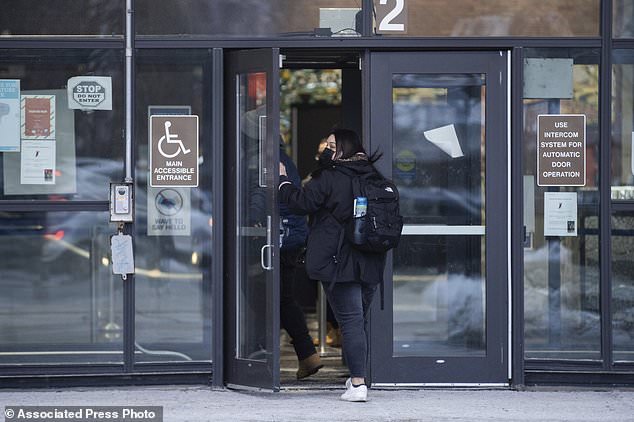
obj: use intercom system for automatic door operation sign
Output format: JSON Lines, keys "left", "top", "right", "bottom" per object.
{"left": 110, "top": 182, "right": 134, "bottom": 223}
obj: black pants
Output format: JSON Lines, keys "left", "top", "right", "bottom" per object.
{"left": 322, "top": 281, "right": 377, "bottom": 379}
{"left": 280, "top": 249, "right": 316, "bottom": 361}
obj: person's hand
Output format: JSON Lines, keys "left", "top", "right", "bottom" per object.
{"left": 279, "top": 162, "right": 287, "bottom": 176}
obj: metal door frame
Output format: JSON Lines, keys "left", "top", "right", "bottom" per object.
{"left": 368, "top": 51, "right": 510, "bottom": 386}
{"left": 223, "top": 48, "right": 281, "bottom": 391}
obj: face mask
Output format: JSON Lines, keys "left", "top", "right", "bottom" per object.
{"left": 318, "top": 148, "right": 334, "bottom": 166}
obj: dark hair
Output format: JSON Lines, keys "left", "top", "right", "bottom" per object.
{"left": 330, "top": 128, "right": 382, "bottom": 163}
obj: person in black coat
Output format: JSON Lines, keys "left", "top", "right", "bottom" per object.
{"left": 279, "top": 129, "right": 386, "bottom": 402}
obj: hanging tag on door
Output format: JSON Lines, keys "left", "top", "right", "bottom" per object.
{"left": 111, "top": 233, "right": 134, "bottom": 280}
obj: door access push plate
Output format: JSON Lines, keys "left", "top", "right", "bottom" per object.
{"left": 110, "top": 182, "right": 134, "bottom": 222}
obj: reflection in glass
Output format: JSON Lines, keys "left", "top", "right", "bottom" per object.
{"left": 393, "top": 236, "right": 486, "bottom": 356}
{"left": 612, "top": 54, "right": 634, "bottom": 197}
{"left": 0, "top": 212, "right": 122, "bottom": 364}
{"left": 612, "top": 213, "right": 634, "bottom": 362}
{"left": 376, "top": 0, "right": 598, "bottom": 37}
{"left": 392, "top": 74, "right": 486, "bottom": 356}
{"left": 0, "top": 49, "right": 125, "bottom": 201}
{"left": 0, "top": 0, "right": 124, "bottom": 36}
{"left": 614, "top": 1, "right": 634, "bottom": 38}
{"left": 135, "top": 51, "right": 213, "bottom": 363}
{"left": 392, "top": 74, "right": 485, "bottom": 225}
{"left": 133, "top": 188, "right": 213, "bottom": 363}
{"left": 137, "top": 0, "right": 362, "bottom": 36}
{"left": 237, "top": 72, "right": 269, "bottom": 360}
{"left": 523, "top": 49, "right": 600, "bottom": 360}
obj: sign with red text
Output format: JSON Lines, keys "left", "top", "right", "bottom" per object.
{"left": 537, "top": 114, "right": 586, "bottom": 186}
{"left": 67, "top": 76, "right": 112, "bottom": 110}
{"left": 150, "top": 115, "right": 198, "bottom": 187}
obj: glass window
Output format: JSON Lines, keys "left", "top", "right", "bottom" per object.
{"left": 614, "top": 1, "right": 634, "bottom": 38}
{"left": 523, "top": 49, "right": 601, "bottom": 360}
{"left": 611, "top": 51, "right": 634, "bottom": 363}
{"left": 134, "top": 50, "right": 213, "bottom": 363}
{"left": 137, "top": 0, "right": 363, "bottom": 36}
{"left": 0, "top": 1, "right": 124, "bottom": 36}
{"left": 0, "top": 211, "right": 122, "bottom": 365}
{"left": 392, "top": 74, "right": 486, "bottom": 357}
{"left": 236, "top": 71, "right": 269, "bottom": 360}
{"left": 612, "top": 50, "right": 634, "bottom": 198}
{"left": 612, "top": 211, "right": 634, "bottom": 362}
{"left": 0, "top": 49, "right": 125, "bottom": 201}
{"left": 374, "top": 0, "right": 599, "bottom": 37}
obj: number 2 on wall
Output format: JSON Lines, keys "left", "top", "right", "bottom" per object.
{"left": 378, "top": 0, "right": 405, "bottom": 32}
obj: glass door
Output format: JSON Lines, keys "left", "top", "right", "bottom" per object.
{"left": 224, "top": 49, "right": 281, "bottom": 390}
{"left": 369, "top": 52, "right": 509, "bottom": 384}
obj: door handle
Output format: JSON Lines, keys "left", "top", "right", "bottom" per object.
{"left": 260, "top": 215, "right": 273, "bottom": 271}
{"left": 260, "top": 244, "right": 273, "bottom": 271}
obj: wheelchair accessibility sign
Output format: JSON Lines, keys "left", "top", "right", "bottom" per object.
{"left": 150, "top": 115, "right": 199, "bottom": 187}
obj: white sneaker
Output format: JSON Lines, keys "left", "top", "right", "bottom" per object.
{"left": 340, "top": 380, "right": 368, "bottom": 402}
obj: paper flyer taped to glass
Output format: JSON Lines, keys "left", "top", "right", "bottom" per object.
{"left": 0, "top": 79, "right": 21, "bottom": 152}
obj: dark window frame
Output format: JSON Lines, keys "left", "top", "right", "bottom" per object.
{"left": 2, "top": 0, "right": 634, "bottom": 388}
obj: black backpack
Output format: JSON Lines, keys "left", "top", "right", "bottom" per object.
{"left": 336, "top": 166, "right": 403, "bottom": 253}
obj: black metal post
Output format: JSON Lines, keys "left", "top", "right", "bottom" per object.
{"left": 211, "top": 48, "right": 225, "bottom": 388}
{"left": 547, "top": 100, "right": 562, "bottom": 348}
{"left": 123, "top": 0, "right": 136, "bottom": 373}
{"left": 512, "top": 46, "right": 526, "bottom": 387}
{"left": 599, "top": 0, "right": 613, "bottom": 370}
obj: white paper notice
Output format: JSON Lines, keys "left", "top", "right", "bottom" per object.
{"left": 0, "top": 80, "right": 21, "bottom": 152}
{"left": 423, "top": 124, "right": 464, "bottom": 158}
{"left": 20, "top": 140, "right": 56, "bottom": 184}
{"left": 111, "top": 233, "right": 135, "bottom": 276}
{"left": 544, "top": 192, "right": 578, "bottom": 237}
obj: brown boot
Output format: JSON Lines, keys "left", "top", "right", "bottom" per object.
{"left": 326, "top": 323, "right": 342, "bottom": 348}
{"left": 312, "top": 323, "right": 342, "bottom": 347}
{"left": 296, "top": 353, "right": 323, "bottom": 380}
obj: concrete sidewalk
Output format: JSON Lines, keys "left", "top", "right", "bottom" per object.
{"left": 1, "top": 386, "right": 634, "bottom": 421}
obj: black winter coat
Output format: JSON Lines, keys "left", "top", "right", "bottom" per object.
{"left": 279, "top": 159, "right": 386, "bottom": 285}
